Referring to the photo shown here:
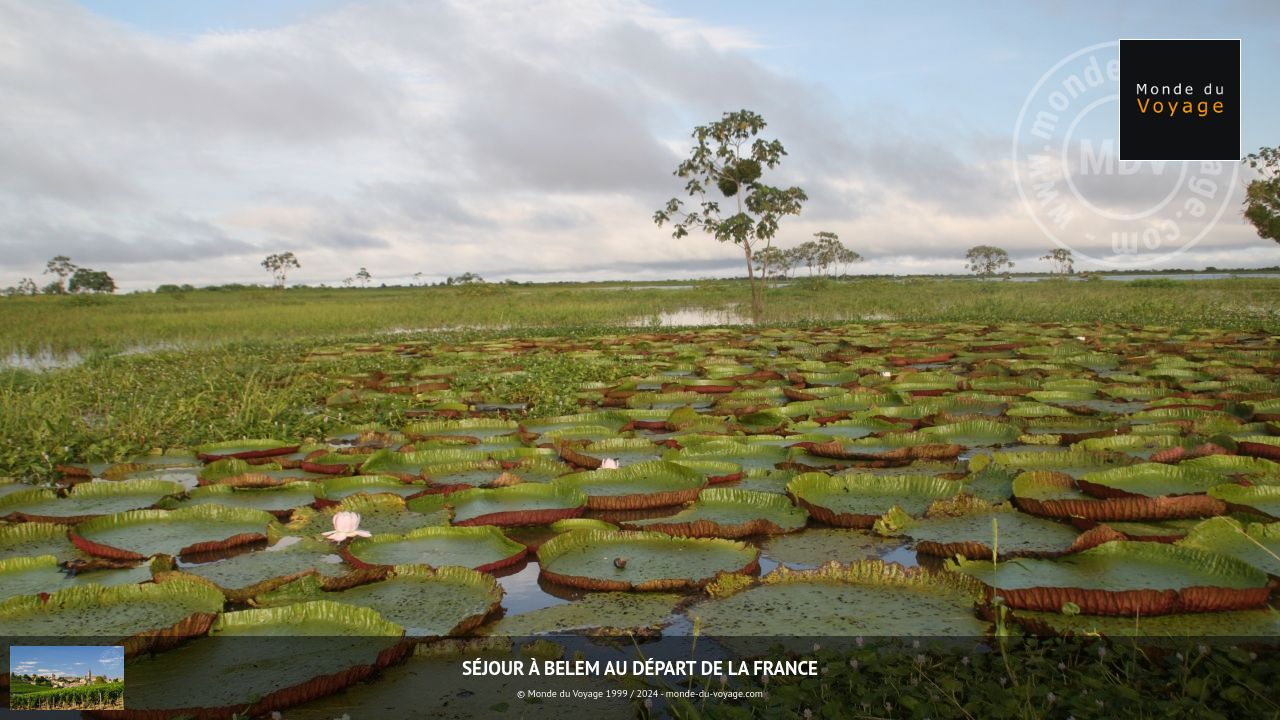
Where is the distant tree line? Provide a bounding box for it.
[2,255,116,297]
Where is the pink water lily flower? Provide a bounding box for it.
[322,511,372,542]
[600,458,620,469]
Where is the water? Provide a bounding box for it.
[628,308,750,327]
[2,342,186,372]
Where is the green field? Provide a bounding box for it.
[1,278,1278,480]
[1,277,1278,357]
[9,681,125,710]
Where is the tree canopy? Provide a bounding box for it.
[1244,147,1280,244]
[654,109,807,321]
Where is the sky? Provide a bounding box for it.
[10,645,124,680]
[1,0,1278,291]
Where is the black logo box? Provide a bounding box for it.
[1119,39,1240,162]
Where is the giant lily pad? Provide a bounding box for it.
[761,529,901,569]
[0,554,151,602]
[487,592,683,636]
[322,474,429,500]
[537,530,759,591]
[162,536,350,601]
[1013,606,1280,638]
[949,540,1272,615]
[344,526,526,573]
[0,479,184,523]
[0,522,76,561]
[786,472,962,528]
[172,481,324,517]
[194,439,301,461]
[71,505,279,561]
[120,600,405,715]
[553,460,707,510]
[255,565,501,637]
[620,488,808,538]
[917,420,1021,446]
[688,561,987,638]
[1013,470,1226,521]
[408,483,587,526]
[1177,516,1280,576]
[880,502,1089,559]
[1078,463,1223,498]
[290,494,450,537]
[0,576,224,651]
[1209,483,1280,519]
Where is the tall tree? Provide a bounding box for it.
[752,246,787,279]
[1243,147,1280,244]
[1040,248,1074,274]
[68,268,116,294]
[43,255,77,294]
[261,252,300,290]
[355,267,372,287]
[965,245,1014,277]
[654,109,807,322]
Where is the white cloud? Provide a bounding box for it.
[0,0,1272,292]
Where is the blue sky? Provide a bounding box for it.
[10,645,124,680]
[1,1,1277,290]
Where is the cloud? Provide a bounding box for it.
[0,0,1273,291]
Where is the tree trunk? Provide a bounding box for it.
[743,244,762,323]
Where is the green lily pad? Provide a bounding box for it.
[322,474,429,500]
[170,537,349,600]
[0,555,152,602]
[620,488,808,537]
[538,529,759,591]
[345,526,526,573]
[488,592,683,636]
[1079,463,1223,497]
[761,528,902,569]
[689,561,987,637]
[194,439,301,461]
[72,505,279,560]
[1177,517,1280,576]
[918,420,1020,446]
[786,472,961,528]
[950,540,1271,615]
[408,483,587,526]
[0,575,224,639]
[1014,606,1280,638]
[290,494,450,537]
[1209,484,1280,519]
[120,601,404,713]
[0,522,76,562]
[884,503,1083,559]
[553,460,707,510]
[0,480,184,521]
[255,565,501,637]
[173,481,324,514]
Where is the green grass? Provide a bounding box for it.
[2,277,1278,358]
[9,681,125,710]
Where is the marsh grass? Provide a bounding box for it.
[1,278,1277,358]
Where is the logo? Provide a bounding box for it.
[1012,41,1239,267]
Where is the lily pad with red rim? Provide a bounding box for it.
[949,540,1272,615]
[552,460,707,510]
[343,526,526,573]
[407,483,587,527]
[619,488,808,538]
[536,529,759,591]
[253,564,501,637]
[70,505,280,561]
[786,472,962,528]
[194,439,301,462]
